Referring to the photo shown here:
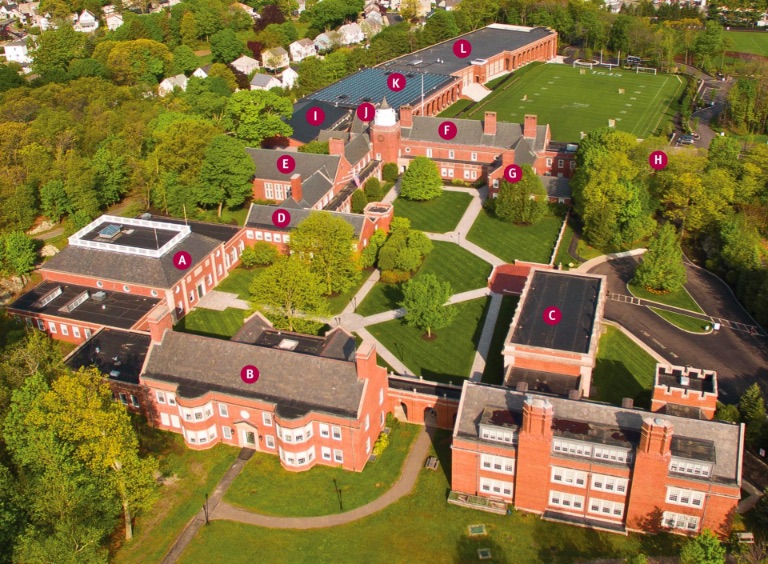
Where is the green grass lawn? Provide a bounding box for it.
[465,63,685,141]
[113,430,239,564]
[224,420,420,517]
[627,282,703,313]
[367,297,489,383]
[576,237,605,261]
[380,181,395,200]
[175,307,247,339]
[195,206,250,226]
[393,191,472,233]
[481,296,519,385]
[553,221,580,269]
[592,326,657,409]
[467,208,565,264]
[437,98,473,118]
[327,269,374,315]
[649,308,712,334]
[216,267,265,300]
[179,430,683,564]
[356,241,491,317]
[725,31,768,56]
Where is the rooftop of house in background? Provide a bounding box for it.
[509,270,603,354]
[65,328,152,385]
[9,281,160,329]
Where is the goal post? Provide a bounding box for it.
[636,66,657,75]
[573,60,593,70]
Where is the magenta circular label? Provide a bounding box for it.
[543,306,562,326]
[277,155,296,174]
[173,251,191,270]
[438,121,458,140]
[306,106,325,126]
[453,39,472,59]
[387,73,406,92]
[504,164,522,183]
[649,151,668,170]
[356,102,375,122]
[272,209,291,228]
[241,365,259,384]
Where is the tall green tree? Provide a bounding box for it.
[400,157,443,201]
[633,223,687,293]
[250,256,329,331]
[494,164,548,224]
[92,143,129,207]
[289,212,358,295]
[180,11,198,46]
[210,28,245,63]
[739,383,766,448]
[171,45,200,75]
[423,10,460,44]
[196,135,255,217]
[351,189,368,214]
[32,26,87,75]
[223,90,293,146]
[40,179,71,223]
[679,529,726,564]
[400,274,457,338]
[2,232,37,283]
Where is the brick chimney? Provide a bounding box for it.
[147,303,173,344]
[290,173,303,203]
[329,137,345,157]
[484,112,497,135]
[399,104,413,128]
[524,114,537,139]
[521,396,554,438]
[638,417,674,457]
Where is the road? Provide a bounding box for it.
[588,256,768,403]
[675,64,733,150]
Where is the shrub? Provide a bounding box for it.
[400,157,443,201]
[450,178,467,186]
[372,432,389,456]
[382,162,399,182]
[406,230,433,256]
[380,269,411,284]
[241,241,278,267]
[364,177,382,201]
[395,246,422,272]
[351,189,368,213]
[483,197,497,213]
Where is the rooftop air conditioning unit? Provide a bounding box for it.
[92,291,107,302]
[680,375,690,387]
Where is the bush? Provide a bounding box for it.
[406,230,433,256]
[395,246,422,272]
[400,157,443,201]
[382,162,399,182]
[483,197,497,213]
[351,189,368,213]
[380,269,412,284]
[450,178,467,186]
[364,177,382,201]
[241,241,279,267]
[372,432,390,457]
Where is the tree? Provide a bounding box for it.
[360,228,387,268]
[180,11,198,47]
[297,140,330,154]
[210,28,245,63]
[399,0,418,21]
[454,0,500,32]
[494,164,548,224]
[633,224,687,293]
[364,177,382,201]
[208,62,238,91]
[254,4,285,32]
[401,157,443,201]
[105,39,172,85]
[679,529,726,564]
[250,256,328,331]
[240,241,278,267]
[739,383,766,448]
[382,162,399,182]
[0,64,25,92]
[92,143,129,207]
[196,135,255,217]
[351,189,368,213]
[32,26,87,74]
[40,179,71,223]
[2,232,37,283]
[223,89,293,146]
[171,45,200,75]
[423,10,459,44]
[68,58,108,79]
[715,402,740,423]
[400,274,457,338]
[290,212,358,295]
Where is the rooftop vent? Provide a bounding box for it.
[406,73,414,78]
[92,291,107,302]
[621,397,634,409]
[337,94,349,99]
[98,224,122,239]
[680,375,690,387]
[568,389,582,401]
[276,338,300,351]
[139,213,152,220]
[35,285,63,308]
[515,381,528,392]
[61,290,89,313]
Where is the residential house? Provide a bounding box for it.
[436,0,461,9]
[280,66,298,89]
[158,73,188,96]
[36,12,54,30]
[231,1,258,19]
[338,22,364,45]
[289,38,315,62]
[73,9,98,32]
[105,12,123,30]
[4,38,31,64]
[17,2,39,25]
[250,73,281,90]
[230,54,259,75]
[261,46,289,71]
[193,64,212,78]
[313,31,337,52]
[360,15,383,38]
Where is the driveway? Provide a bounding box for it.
[588,256,768,403]
[676,65,733,150]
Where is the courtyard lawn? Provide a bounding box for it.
[553,221,580,269]
[174,307,247,339]
[724,31,768,56]
[356,241,491,317]
[393,191,472,233]
[179,431,683,564]
[113,431,239,564]
[649,308,712,334]
[467,208,565,264]
[327,269,374,315]
[465,63,684,141]
[627,282,703,313]
[576,237,605,261]
[224,420,420,517]
[216,267,265,300]
[367,297,489,383]
[592,326,657,409]
[481,296,520,385]
[437,98,473,118]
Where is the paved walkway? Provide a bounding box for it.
[470,292,503,382]
[161,449,254,564]
[737,480,764,514]
[212,427,433,529]
[197,290,250,311]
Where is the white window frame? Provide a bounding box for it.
[546,158,553,167]
[480,454,515,475]
[669,458,712,478]
[167,393,176,406]
[72,326,81,339]
[262,412,273,427]
[480,477,514,498]
[48,321,57,334]
[593,447,632,464]
[590,474,628,494]
[588,498,625,518]
[549,490,584,511]
[223,426,232,439]
[265,435,275,449]
[219,403,229,417]
[552,439,592,458]
[333,449,343,463]
[558,159,564,168]
[320,423,330,438]
[379,389,384,405]
[160,412,170,426]
[255,231,264,241]
[471,152,478,161]
[364,414,369,431]
[366,437,371,454]
[464,170,470,179]
[322,446,332,460]
[274,233,282,243]
[470,170,477,180]
[171,415,180,428]
[332,426,342,440]
[448,168,454,177]
[426,148,432,158]
[666,487,705,508]
[479,425,514,444]
[130,395,139,408]
[662,511,700,532]
[265,182,274,199]
[551,466,586,488]
[156,390,166,404]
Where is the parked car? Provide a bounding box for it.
[679,137,695,145]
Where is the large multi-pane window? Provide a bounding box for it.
[480,454,515,475]
[549,491,584,510]
[551,467,586,488]
[666,487,705,508]
[590,474,628,494]
[479,478,514,498]
[662,511,700,532]
[588,498,624,518]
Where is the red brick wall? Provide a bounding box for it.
[386,388,459,430]
[511,356,583,376]
[41,270,162,297]
[10,312,105,344]
[651,386,717,420]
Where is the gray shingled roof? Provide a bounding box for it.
[541,176,572,199]
[245,204,365,236]
[142,331,364,419]
[42,232,221,289]
[250,74,279,88]
[402,115,524,148]
[344,133,371,165]
[456,382,742,484]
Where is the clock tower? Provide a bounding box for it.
[370,97,401,166]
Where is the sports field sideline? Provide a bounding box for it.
[465,63,685,142]
[724,30,768,57]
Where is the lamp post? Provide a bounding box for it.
[353,297,357,310]
[333,478,343,511]
[203,492,209,525]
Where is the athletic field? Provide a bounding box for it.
[724,31,768,56]
[465,63,685,142]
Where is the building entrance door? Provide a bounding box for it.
[197,283,204,298]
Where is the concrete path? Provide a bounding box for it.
[342,270,378,315]
[211,427,433,529]
[470,292,503,382]
[737,480,764,514]
[161,449,254,564]
[357,327,413,375]
[197,290,250,311]
[447,287,491,305]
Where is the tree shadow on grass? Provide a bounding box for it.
[380,284,405,311]
[425,428,454,491]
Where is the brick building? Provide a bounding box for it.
[451,381,743,537]
[502,269,607,398]
[651,364,718,420]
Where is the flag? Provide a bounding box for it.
[353,171,361,187]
